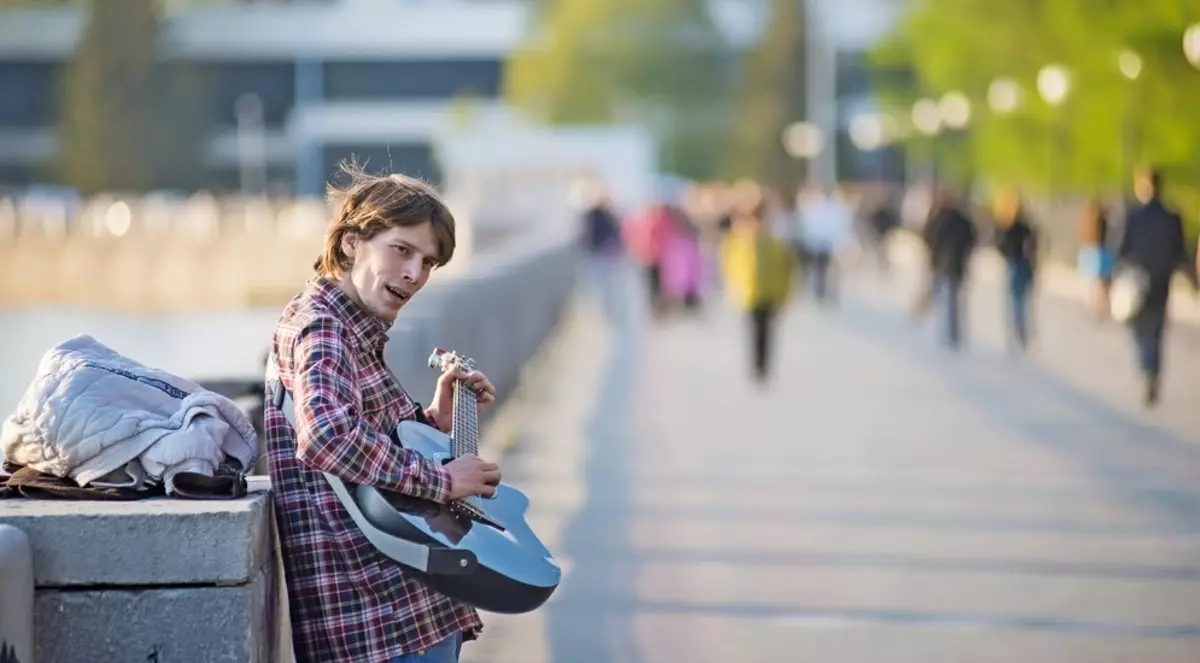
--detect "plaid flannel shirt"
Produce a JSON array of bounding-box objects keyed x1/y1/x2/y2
[{"x1": 264, "y1": 277, "x2": 481, "y2": 663}]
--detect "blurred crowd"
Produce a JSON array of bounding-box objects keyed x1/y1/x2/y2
[{"x1": 573, "y1": 168, "x2": 1200, "y2": 408}]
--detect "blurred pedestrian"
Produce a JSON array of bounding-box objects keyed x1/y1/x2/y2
[
  {"x1": 1115, "y1": 167, "x2": 1200, "y2": 406},
  {"x1": 1076, "y1": 197, "x2": 1116, "y2": 321},
  {"x1": 572, "y1": 179, "x2": 624, "y2": 322},
  {"x1": 992, "y1": 189, "x2": 1040, "y2": 353},
  {"x1": 925, "y1": 186, "x2": 978, "y2": 350},
  {"x1": 795, "y1": 181, "x2": 854, "y2": 306},
  {"x1": 658, "y1": 208, "x2": 706, "y2": 313},
  {"x1": 864, "y1": 183, "x2": 901, "y2": 276},
  {"x1": 622, "y1": 191, "x2": 677, "y2": 318},
  {"x1": 719, "y1": 186, "x2": 796, "y2": 383}
]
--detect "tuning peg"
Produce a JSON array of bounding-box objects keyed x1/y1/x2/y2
[{"x1": 427, "y1": 347, "x2": 448, "y2": 371}]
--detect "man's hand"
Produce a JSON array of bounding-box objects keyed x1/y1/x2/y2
[
  {"x1": 444, "y1": 454, "x2": 501, "y2": 501},
  {"x1": 428, "y1": 363, "x2": 496, "y2": 432}
]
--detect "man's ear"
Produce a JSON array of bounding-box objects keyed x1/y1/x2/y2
[{"x1": 341, "y1": 232, "x2": 358, "y2": 259}]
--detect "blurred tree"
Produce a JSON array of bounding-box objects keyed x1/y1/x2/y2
[
  {"x1": 503, "y1": 0, "x2": 734, "y2": 180},
  {"x1": 147, "y1": 55, "x2": 213, "y2": 191},
  {"x1": 726, "y1": 0, "x2": 808, "y2": 200},
  {"x1": 54, "y1": 0, "x2": 211, "y2": 193},
  {"x1": 870, "y1": 0, "x2": 1200, "y2": 233}
]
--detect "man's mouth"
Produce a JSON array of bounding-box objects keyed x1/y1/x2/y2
[{"x1": 384, "y1": 285, "x2": 410, "y2": 303}]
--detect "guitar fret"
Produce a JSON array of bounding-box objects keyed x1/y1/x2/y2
[
  {"x1": 451, "y1": 377, "x2": 480, "y2": 458},
  {"x1": 432, "y1": 349, "x2": 481, "y2": 460}
]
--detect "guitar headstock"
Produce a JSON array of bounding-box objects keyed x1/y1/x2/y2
[{"x1": 428, "y1": 347, "x2": 476, "y2": 374}]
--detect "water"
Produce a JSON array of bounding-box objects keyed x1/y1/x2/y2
[{"x1": 0, "y1": 307, "x2": 280, "y2": 419}]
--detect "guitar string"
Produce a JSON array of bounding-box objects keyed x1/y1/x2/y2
[{"x1": 447, "y1": 355, "x2": 489, "y2": 522}]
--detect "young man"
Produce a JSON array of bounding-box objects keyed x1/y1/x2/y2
[
  {"x1": 1117, "y1": 167, "x2": 1199, "y2": 406},
  {"x1": 925, "y1": 186, "x2": 978, "y2": 350},
  {"x1": 263, "y1": 163, "x2": 501, "y2": 662},
  {"x1": 992, "y1": 189, "x2": 1040, "y2": 352}
]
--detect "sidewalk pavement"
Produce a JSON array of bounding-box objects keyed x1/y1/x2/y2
[{"x1": 466, "y1": 257, "x2": 1200, "y2": 663}]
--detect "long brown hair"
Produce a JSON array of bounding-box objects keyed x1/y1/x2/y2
[
  {"x1": 314, "y1": 161, "x2": 456, "y2": 277},
  {"x1": 1077, "y1": 198, "x2": 1107, "y2": 245}
]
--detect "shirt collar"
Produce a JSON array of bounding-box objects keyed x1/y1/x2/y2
[{"x1": 306, "y1": 276, "x2": 390, "y2": 352}]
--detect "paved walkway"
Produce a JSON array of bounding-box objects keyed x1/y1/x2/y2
[{"x1": 464, "y1": 255, "x2": 1200, "y2": 663}]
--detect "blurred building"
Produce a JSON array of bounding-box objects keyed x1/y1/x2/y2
[
  {"x1": 0, "y1": 0, "x2": 534, "y2": 196},
  {"x1": 0, "y1": 0, "x2": 904, "y2": 195}
]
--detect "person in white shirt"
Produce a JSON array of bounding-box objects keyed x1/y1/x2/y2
[{"x1": 794, "y1": 183, "x2": 854, "y2": 304}]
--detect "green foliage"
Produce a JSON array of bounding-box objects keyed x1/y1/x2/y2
[
  {"x1": 502, "y1": 0, "x2": 733, "y2": 179},
  {"x1": 870, "y1": 0, "x2": 1200, "y2": 233},
  {"x1": 54, "y1": 0, "x2": 212, "y2": 193},
  {"x1": 726, "y1": 0, "x2": 808, "y2": 198}
]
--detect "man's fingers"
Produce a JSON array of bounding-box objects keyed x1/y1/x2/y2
[
  {"x1": 468, "y1": 377, "x2": 493, "y2": 398},
  {"x1": 480, "y1": 467, "x2": 502, "y2": 484}
]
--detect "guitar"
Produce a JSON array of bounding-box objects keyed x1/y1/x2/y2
[{"x1": 276, "y1": 348, "x2": 560, "y2": 615}]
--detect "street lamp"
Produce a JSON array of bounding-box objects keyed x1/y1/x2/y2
[
  {"x1": 849, "y1": 114, "x2": 885, "y2": 152},
  {"x1": 1117, "y1": 50, "x2": 1142, "y2": 183},
  {"x1": 1185, "y1": 23, "x2": 1200, "y2": 68},
  {"x1": 1036, "y1": 64, "x2": 1072, "y2": 106},
  {"x1": 911, "y1": 98, "x2": 943, "y2": 185},
  {"x1": 783, "y1": 121, "x2": 824, "y2": 160},
  {"x1": 911, "y1": 98, "x2": 941, "y2": 136},
  {"x1": 938, "y1": 91, "x2": 971, "y2": 130},
  {"x1": 987, "y1": 78, "x2": 1022, "y2": 115},
  {"x1": 935, "y1": 91, "x2": 972, "y2": 186},
  {"x1": 1118, "y1": 49, "x2": 1143, "y2": 80},
  {"x1": 1037, "y1": 64, "x2": 1071, "y2": 203},
  {"x1": 850, "y1": 113, "x2": 888, "y2": 181}
]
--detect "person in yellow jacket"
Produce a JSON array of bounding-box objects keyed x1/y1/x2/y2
[{"x1": 719, "y1": 192, "x2": 797, "y2": 382}]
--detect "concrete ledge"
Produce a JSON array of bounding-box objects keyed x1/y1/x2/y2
[
  {"x1": 1, "y1": 491, "x2": 271, "y2": 587},
  {"x1": 35, "y1": 569, "x2": 271, "y2": 663},
  {"x1": 0, "y1": 525, "x2": 32, "y2": 663},
  {"x1": 0, "y1": 484, "x2": 278, "y2": 663}
]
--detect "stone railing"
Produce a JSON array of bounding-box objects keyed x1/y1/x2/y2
[
  {"x1": 0, "y1": 192, "x2": 515, "y2": 313},
  {"x1": 0, "y1": 231, "x2": 580, "y2": 663},
  {"x1": 0, "y1": 232, "x2": 327, "y2": 313}
]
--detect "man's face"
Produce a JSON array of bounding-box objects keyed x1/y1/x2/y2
[
  {"x1": 1134, "y1": 175, "x2": 1154, "y2": 204},
  {"x1": 342, "y1": 222, "x2": 440, "y2": 323}
]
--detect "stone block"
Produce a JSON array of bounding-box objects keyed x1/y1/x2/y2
[
  {"x1": 34, "y1": 567, "x2": 272, "y2": 663},
  {"x1": 0, "y1": 489, "x2": 271, "y2": 588},
  {"x1": 0, "y1": 525, "x2": 33, "y2": 663}
]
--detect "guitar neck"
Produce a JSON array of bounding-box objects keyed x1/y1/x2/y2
[{"x1": 450, "y1": 379, "x2": 479, "y2": 458}]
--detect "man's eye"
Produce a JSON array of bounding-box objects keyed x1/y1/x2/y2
[{"x1": 393, "y1": 245, "x2": 410, "y2": 255}]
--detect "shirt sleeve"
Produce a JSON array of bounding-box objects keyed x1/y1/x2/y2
[{"x1": 290, "y1": 315, "x2": 451, "y2": 503}]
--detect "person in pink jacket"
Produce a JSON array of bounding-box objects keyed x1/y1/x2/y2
[
  {"x1": 622, "y1": 203, "x2": 676, "y2": 316},
  {"x1": 658, "y1": 211, "x2": 705, "y2": 312}
]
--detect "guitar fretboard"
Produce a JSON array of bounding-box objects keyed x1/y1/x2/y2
[{"x1": 451, "y1": 376, "x2": 479, "y2": 458}]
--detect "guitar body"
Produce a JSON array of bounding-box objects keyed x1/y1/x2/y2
[{"x1": 353, "y1": 420, "x2": 561, "y2": 614}]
